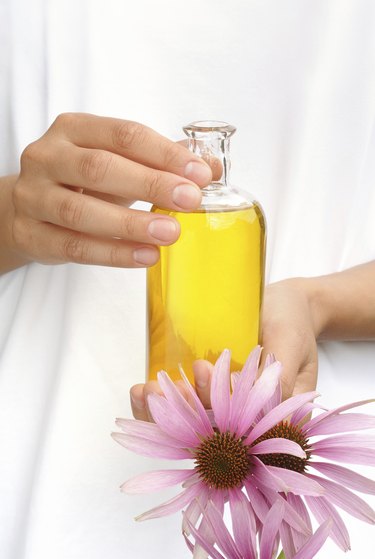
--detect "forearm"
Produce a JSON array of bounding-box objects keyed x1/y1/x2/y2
[
  {"x1": 300, "y1": 262, "x2": 375, "y2": 341},
  {"x1": 0, "y1": 175, "x2": 29, "y2": 274}
]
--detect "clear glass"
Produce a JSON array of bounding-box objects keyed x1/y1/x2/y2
[{"x1": 146, "y1": 121, "x2": 266, "y2": 382}]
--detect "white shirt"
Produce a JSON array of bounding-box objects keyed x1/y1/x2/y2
[{"x1": 0, "y1": 1, "x2": 374, "y2": 557}]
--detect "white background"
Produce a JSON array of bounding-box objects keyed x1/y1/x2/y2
[{"x1": 0, "y1": 1, "x2": 374, "y2": 558}]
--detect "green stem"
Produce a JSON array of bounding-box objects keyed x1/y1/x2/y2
[{"x1": 276, "y1": 551, "x2": 285, "y2": 559}]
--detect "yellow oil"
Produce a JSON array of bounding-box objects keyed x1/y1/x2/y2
[{"x1": 146, "y1": 205, "x2": 266, "y2": 382}]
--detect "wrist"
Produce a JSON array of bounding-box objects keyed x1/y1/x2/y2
[
  {"x1": 301, "y1": 276, "x2": 331, "y2": 340},
  {"x1": 273, "y1": 276, "x2": 330, "y2": 340}
]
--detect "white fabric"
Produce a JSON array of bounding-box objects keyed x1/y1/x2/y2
[{"x1": 0, "y1": 0, "x2": 374, "y2": 557}]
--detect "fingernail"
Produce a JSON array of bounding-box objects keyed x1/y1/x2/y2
[
  {"x1": 133, "y1": 247, "x2": 159, "y2": 265},
  {"x1": 148, "y1": 219, "x2": 179, "y2": 242},
  {"x1": 184, "y1": 161, "x2": 212, "y2": 185},
  {"x1": 195, "y1": 367, "x2": 209, "y2": 389},
  {"x1": 172, "y1": 184, "x2": 201, "y2": 210}
]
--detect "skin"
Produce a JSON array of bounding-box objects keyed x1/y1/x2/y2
[
  {"x1": 0, "y1": 113, "x2": 218, "y2": 273},
  {"x1": 131, "y1": 262, "x2": 375, "y2": 420},
  {"x1": 0, "y1": 113, "x2": 374, "y2": 420}
]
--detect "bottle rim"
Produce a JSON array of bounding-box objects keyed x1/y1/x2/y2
[{"x1": 183, "y1": 120, "x2": 236, "y2": 135}]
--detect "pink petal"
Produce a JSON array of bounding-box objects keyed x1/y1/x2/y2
[
  {"x1": 260, "y1": 487, "x2": 312, "y2": 536},
  {"x1": 147, "y1": 393, "x2": 201, "y2": 447},
  {"x1": 303, "y1": 399, "x2": 375, "y2": 433},
  {"x1": 111, "y1": 432, "x2": 191, "y2": 459},
  {"x1": 230, "y1": 371, "x2": 240, "y2": 391},
  {"x1": 279, "y1": 522, "x2": 296, "y2": 558},
  {"x1": 311, "y1": 433, "x2": 375, "y2": 450},
  {"x1": 251, "y1": 457, "x2": 289, "y2": 493},
  {"x1": 183, "y1": 516, "x2": 225, "y2": 559},
  {"x1": 263, "y1": 379, "x2": 282, "y2": 416},
  {"x1": 249, "y1": 438, "x2": 306, "y2": 459},
  {"x1": 235, "y1": 361, "x2": 283, "y2": 437},
  {"x1": 305, "y1": 495, "x2": 350, "y2": 551},
  {"x1": 182, "y1": 491, "x2": 209, "y2": 536},
  {"x1": 306, "y1": 412, "x2": 375, "y2": 437},
  {"x1": 266, "y1": 466, "x2": 325, "y2": 495},
  {"x1": 307, "y1": 474, "x2": 375, "y2": 524},
  {"x1": 210, "y1": 349, "x2": 232, "y2": 433},
  {"x1": 242, "y1": 344, "x2": 262, "y2": 379},
  {"x1": 229, "y1": 488, "x2": 257, "y2": 559},
  {"x1": 230, "y1": 346, "x2": 262, "y2": 433},
  {"x1": 290, "y1": 403, "x2": 320, "y2": 426},
  {"x1": 192, "y1": 513, "x2": 216, "y2": 559},
  {"x1": 245, "y1": 391, "x2": 319, "y2": 445},
  {"x1": 244, "y1": 481, "x2": 270, "y2": 522},
  {"x1": 178, "y1": 365, "x2": 214, "y2": 437},
  {"x1": 311, "y1": 461, "x2": 375, "y2": 495},
  {"x1": 120, "y1": 469, "x2": 195, "y2": 494},
  {"x1": 135, "y1": 482, "x2": 203, "y2": 521},
  {"x1": 259, "y1": 499, "x2": 284, "y2": 559},
  {"x1": 286, "y1": 494, "x2": 312, "y2": 550},
  {"x1": 286, "y1": 493, "x2": 312, "y2": 532},
  {"x1": 311, "y1": 446, "x2": 375, "y2": 466},
  {"x1": 293, "y1": 520, "x2": 332, "y2": 559},
  {"x1": 115, "y1": 418, "x2": 186, "y2": 447},
  {"x1": 265, "y1": 353, "x2": 276, "y2": 367},
  {"x1": 157, "y1": 370, "x2": 209, "y2": 434},
  {"x1": 205, "y1": 500, "x2": 243, "y2": 559}
]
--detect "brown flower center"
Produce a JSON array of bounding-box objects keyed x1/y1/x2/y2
[
  {"x1": 253, "y1": 421, "x2": 311, "y2": 473},
  {"x1": 194, "y1": 432, "x2": 251, "y2": 489}
]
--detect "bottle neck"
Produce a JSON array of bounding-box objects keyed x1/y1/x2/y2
[
  {"x1": 187, "y1": 134, "x2": 231, "y2": 188},
  {"x1": 183, "y1": 121, "x2": 236, "y2": 190}
]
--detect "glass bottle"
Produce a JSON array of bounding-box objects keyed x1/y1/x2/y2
[{"x1": 146, "y1": 121, "x2": 266, "y2": 382}]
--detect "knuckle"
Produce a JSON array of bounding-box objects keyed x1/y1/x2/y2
[
  {"x1": 112, "y1": 120, "x2": 146, "y2": 152},
  {"x1": 162, "y1": 142, "x2": 182, "y2": 169},
  {"x1": 78, "y1": 150, "x2": 113, "y2": 185},
  {"x1": 143, "y1": 171, "x2": 163, "y2": 201},
  {"x1": 57, "y1": 197, "x2": 85, "y2": 228},
  {"x1": 61, "y1": 234, "x2": 90, "y2": 263},
  {"x1": 11, "y1": 216, "x2": 30, "y2": 252},
  {"x1": 280, "y1": 377, "x2": 294, "y2": 400},
  {"x1": 20, "y1": 141, "x2": 44, "y2": 170},
  {"x1": 52, "y1": 112, "x2": 76, "y2": 131},
  {"x1": 119, "y1": 212, "x2": 137, "y2": 238},
  {"x1": 108, "y1": 244, "x2": 122, "y2": 267},
  {"x1": 12, "y1": 179, "x2": 28, "y2": 210}
]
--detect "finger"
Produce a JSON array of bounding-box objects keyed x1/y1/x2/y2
[
  {"x1": 260, "y1": 341, "x2": 299, "y2": 401},
  {"x1": 291, "y1": 365, "x2": 318, "y2": 397},
  {"x1": 28, "y1": 183, "x2": 180, "y2": 245},
  {"x1": 143, "y1": 381, "x2": 167, "y2": 422},
  {"x1": 18, "y1": 219, "x2": 160, "y2": 267},
  {"x1": 130, "y1": 384, "x2": 149, "y2": 421},
  {"x1": 47, "y1": 144, "x2": 204, "y2": 212},
  {"x1": 193, "y1": 359, "x2": 213, "y2": 408},
  {"x1": 177, "y1": 139, "x2": 223, "y2": 181},
  {"x1": 131, "y1": 382, "x2": 164, "y2": 422},
  {"x1": 52, "y1": 113, "x2": 212, "y2": 186}
]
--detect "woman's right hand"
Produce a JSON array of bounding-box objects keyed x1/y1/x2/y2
[{"x1": 3, "y1": 113, "x2": 213, "y2": 271}]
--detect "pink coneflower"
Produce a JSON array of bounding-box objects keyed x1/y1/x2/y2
[
  {"x1": 112, "y1": 348, "x2": 322, "y2": 529},
  {"x1": 242, "y1": 385, "x2": 375, "y2": 555},
  {"x1": 183, "y1": 496, "x2": 332, "y2": 559}
]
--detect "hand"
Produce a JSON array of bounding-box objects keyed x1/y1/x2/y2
[
  {"x1": 130, "y1": 278, "x2": 319, "y2": 420},
  {"x1": 7, "y1": 113, "x2": 214, "y2": 268},
  {"x1": 261, "y1": 278, "x2": 319, "y2": 398},
  {"x1": 130, "y1": 361, "x2": 213, "y2": 421}
]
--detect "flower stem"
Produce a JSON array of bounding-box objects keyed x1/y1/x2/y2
[{"x1": 276, "y1": 551, "x2": 285, "y2": 559}]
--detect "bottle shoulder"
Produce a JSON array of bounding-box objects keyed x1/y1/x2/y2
[
  {"x1": 151, "y1": 187, "x2": 266, "y2": 230},
  {"x1": 199, "y1": 185, "x2": 265, "y2": 214}
]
